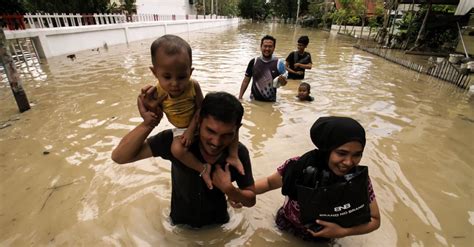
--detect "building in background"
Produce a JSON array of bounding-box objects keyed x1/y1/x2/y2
[
  {"x1": 135, "y1": 0, "x2": 196, "y2": 15},
  {"x1": 334, "y1": 0, "x2": 380, "y2": 17}
]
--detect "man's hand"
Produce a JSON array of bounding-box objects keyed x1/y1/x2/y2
[
  {"x1": 141, "y1": 85, "x2": 165, "y2": 115},
  {"x1": 226, "y1": 156, "x2": 245, "y2": 175},
  {"x1": 213, "y1": 164, "x2": 256, "y2": 208},
  {"x1": 137, "y1": 95, "x2": 161, "y2": 128},
  {"x1": 278, "y1": 75, "x2": 288, "y2": 86},
  {"x1": 212, "y1": 164, "x2": 232, "y2": 193}
]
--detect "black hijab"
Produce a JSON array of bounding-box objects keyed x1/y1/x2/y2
[
  {"x1": 282, "y1": 116, "x2": 366, "y2": 199},
  {"x1": 311, "y1": 116, "x2": 366, "y2": 151}
]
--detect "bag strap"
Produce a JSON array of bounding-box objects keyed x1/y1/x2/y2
[{"x1": 282, "y1": 150, "x2": 319, "y2": 199}]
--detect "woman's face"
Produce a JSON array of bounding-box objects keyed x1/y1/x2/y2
[{"x1": 328, "y1": 141, "x2": 364, "y2": 176}]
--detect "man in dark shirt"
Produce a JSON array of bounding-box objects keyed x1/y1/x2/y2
[
  {"x1": 286, "y1": 35, "x2": 312, "y2": 80},
  {"x1": 238, "y1": 35, "x2": 287, "y2": 102},
  {"x1": 112, "y1": 91, "x2": 256, "y2": 227}
]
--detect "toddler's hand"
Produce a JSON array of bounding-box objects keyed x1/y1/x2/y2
[
  {"x1": 141, "y1": 85, "x2": 165, "y2": 115},
  {"x1": 200, "y1": 163, "x2": 213, "y2": 190},
  {"x1": 180, "y1": 129, "x2": 194, "y2": 147},
  {"x1": 226, "y1": 156, "x2": 245, "y2": 175}
]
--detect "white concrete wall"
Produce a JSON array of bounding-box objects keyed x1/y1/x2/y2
[
  {"x1": 5, "y1": 18, "x2": 238, "y2": 58},
  {"x1": 136, "y1": 0, "x2": 196, "y2": 15}
]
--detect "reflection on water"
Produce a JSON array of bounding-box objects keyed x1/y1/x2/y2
[
  {"x1": 242, "y1": 101, "x2": 283, "y2": 158},
  {"x1": 1, "y1": 23, "x2": 473, "y2": 246}
]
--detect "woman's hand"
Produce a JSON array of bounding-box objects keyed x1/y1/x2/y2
[
  {"x1": 308, "y1": 220, "x2": 349, "y2": 239},
  {"x1": 228, "y1": 199, "x2": 243, "y2": 209}
]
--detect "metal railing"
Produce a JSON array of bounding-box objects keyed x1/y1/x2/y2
[
  {"x1": 1, "y1": 13, "x2": 230, "y2": 30},
  {"x1": 355, "y1": 44, "x2": 471, "y2": 89}
]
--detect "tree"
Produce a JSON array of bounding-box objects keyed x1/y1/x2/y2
[
  {"x1": 411, "y1": 1, "x2": 432, "y2": 50},
  {"x1": 1, "y1": 0, "x2": 27, "y2": 14},
  {"x1": 268, "y1": 0, "x2": 309, "y2": 21},
  {"x1": 269, "y1": 0, "x2": 291, "y2": 20},
  {"x1": 307, "y1": 0, "x2": 326, "y2": 28},
  {"x1": 19, "y1": 0, "x2": 109, "y2": 13},
  {"x1": 347, "y1": 16, "x2": 360, "y2": 35},
  {"x1": 217, "y1": 0, "x2": 240, "y2": 17},
  {"x1": 400, "y1": 4, "x2": 460, "y2": 51},
  {"x1": 123, "y1": 0, "x2": 136, "y2": 14},
  {"x1": 376, "y1": 0, "x2": 397, "y2": 44},
  {"x1": 238, "y1": 0, "x2": 267, "y2": 20},
  {"x1": 334, "y1": 0, "x2": 352, "y2": 32},
  {"x1": 352, "y1": 0, "x2": 366, "y2": 38},
  {"x1": 367, "y1": 0, "x2": 384, "y2": 39}
]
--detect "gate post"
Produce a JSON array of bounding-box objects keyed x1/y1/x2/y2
[{"x1": 0, "y1": 28, "x2": 30, "y2": 112}]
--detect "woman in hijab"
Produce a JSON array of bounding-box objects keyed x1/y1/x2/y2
[{"x1": 237, "y1": 116, "x2": 380, "y2": 241}]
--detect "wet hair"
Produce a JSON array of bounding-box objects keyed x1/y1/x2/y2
[
  {"x1": 200, "y1": 92, "x2": 244, "y2": 127},
  {"x1": 299, "y1": 82, "x2": 311, "y2": 94},
  {"x1": 297, "y1": 35, "x2": 309, "y2": 46},
  {"x1": 150, "y1": 34, "x2": 192, "y2": 67},
  {"x1": 260, "y1": 35, "x2": 276, "y2": 47}
]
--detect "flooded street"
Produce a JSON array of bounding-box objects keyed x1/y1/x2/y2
[{"x1": 1, "y1": 22, "x2": 473, "y2": 246}]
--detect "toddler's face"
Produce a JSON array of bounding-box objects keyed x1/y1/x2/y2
[
  {"x1": 151, "y1": 48, "x2": 193, "y2": 97},
  {"x1": 297, "y1": 86, "x2": 310, "y2": 100}
]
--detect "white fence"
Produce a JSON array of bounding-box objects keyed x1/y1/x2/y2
[
  {"x1": 24, "y1": 13, "x2": 126, "y2": 28},
  {"x1": 4, "y1": 17, "x2": 239, "y2": 58},
  {"x1": 2, "y1": 13, "x2": 229, "y2": 30}
]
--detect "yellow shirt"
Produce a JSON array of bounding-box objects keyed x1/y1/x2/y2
[{"x1": 156, "y1": 79, "x2": 197, "y2": 128}]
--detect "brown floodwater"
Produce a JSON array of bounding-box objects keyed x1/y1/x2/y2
[{"x1": 1, "y1": 22, "x2": 473, "y2": 246}]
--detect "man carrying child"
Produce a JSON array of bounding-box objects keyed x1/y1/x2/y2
[{"x1": 111, "y1": 35, "x2": 256, "y2": 228}]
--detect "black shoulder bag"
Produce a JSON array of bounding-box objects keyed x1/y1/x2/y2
[{"x1": 296, "y1": 165, "x2": 371, "y2": 229}]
